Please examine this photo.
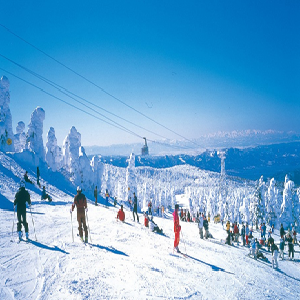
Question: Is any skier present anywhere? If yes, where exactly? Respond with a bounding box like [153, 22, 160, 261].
[271, 241, 279, 269]
[114, 197, 117, 207]
[226, 220, 230, 231]
[286, 233, 294, 260]
[14, 180, 31, 240]
[37, 166, 40, 187]
[71, 186, 88, 242]
[144, 212, 149, 227]
[267, 230, 274, 252]
[173, 204, 181, 253]
[132, 192, 139, 222]
[148, 200, 152, 215]
[24, 171, 33, 184]
[203, 216, 209, 239]
[105, 189, 110, 205]
[279, 237, 285, 260]
[241, 224, 246, 246]
[233, 222, 239, 242]
[117, 205, 125, 222]
[292, 227, 297, 244]
[250, 238, 257, 258]
[261, 223, 266, 239]
[41, 186, 52, 202]
[280, 224, 285, 238]
[198, 213, 204, 239]
[245, 223, 250, 245]
[149, 216, 163, 234]
[94, 186, 98, 206]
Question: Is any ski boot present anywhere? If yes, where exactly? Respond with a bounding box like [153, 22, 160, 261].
[25, 232, 29, 240]
[85, 236, 88, 243]
[18, 231, 22, 241]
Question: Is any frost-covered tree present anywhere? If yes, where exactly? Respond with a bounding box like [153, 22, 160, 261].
[14, 121, 26, 153]
[266, 178, 280, 226]
[26, 107, 45, 161]
[126, 153, 137, 202]
[62, 126, 81, 185]
[0, 76, 15, 152]
[46, 127, 62, 171]
[280, 175, 298, 228]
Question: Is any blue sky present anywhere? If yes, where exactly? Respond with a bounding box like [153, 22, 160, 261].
[0, 1, 299, 147]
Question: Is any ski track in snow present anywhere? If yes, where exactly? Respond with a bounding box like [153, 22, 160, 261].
[1, 152, 300, 299]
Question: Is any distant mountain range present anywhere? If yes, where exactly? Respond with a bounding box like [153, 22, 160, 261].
[88, 141, 300, 186]
[85, 130, 300, 156]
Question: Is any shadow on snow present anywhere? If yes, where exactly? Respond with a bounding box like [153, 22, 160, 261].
[89, 243, 129, 257]
[29, 240, 69, 254]
[186, 254, 235, 274]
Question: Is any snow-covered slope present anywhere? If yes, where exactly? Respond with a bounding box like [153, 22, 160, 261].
[0, 153, 300, 299]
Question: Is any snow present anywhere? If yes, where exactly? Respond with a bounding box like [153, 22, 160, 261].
[1, 151, 300, 300]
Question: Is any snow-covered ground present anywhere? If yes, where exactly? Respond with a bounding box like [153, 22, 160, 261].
[1, 153, 300, 299]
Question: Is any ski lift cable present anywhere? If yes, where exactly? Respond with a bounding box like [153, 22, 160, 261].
[0, 67, 195, 151]
[0, 67, 144, 139]
[0, 54, 161, 140]
[0, 23, 202, 148]
[0, 53, 172, 142]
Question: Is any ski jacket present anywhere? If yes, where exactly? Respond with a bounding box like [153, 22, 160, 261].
[241, 227, 245, 236]
[72, 192, 87, 212]
[117, 209, 125, 222]
[251, 239, 256, 250]
[226, 222, 230, 231]
[94, 189, 98, 198]
[172, 211, 181, 233]
[234, 225, 239, 234]
[280, 227, 285, 237]
[14, 187, 31, 210]
[198, 216, 204, 228]
[144, 216, 149, 227]
[133, 195, 138, 206]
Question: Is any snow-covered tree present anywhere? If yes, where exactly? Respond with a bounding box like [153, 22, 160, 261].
[26, 107, 45, 161]
[0, 76, 15, 152]
[46, 127, 62, 171]
[14, 121, 26, 153]
[62, 126, 81, 185]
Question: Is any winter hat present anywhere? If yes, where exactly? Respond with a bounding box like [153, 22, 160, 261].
[77, 186, 82, 192]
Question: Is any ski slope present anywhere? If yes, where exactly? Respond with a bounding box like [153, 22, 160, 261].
[0, 153, 300, 300]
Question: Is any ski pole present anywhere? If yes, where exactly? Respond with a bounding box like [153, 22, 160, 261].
[70, 210, 74, 242]
[181, 230, 187, 255]
[29, 205, 37, 241]
[85, 209, 92, 243]
[11, 204, 15, 241]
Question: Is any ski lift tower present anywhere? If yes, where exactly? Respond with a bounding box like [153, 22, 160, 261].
[141, 137, 149, 156]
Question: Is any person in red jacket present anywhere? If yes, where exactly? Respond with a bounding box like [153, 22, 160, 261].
[71, 186, 88, 242]
[233, 222, 239, 242]
[117, 205, 125, 222]
[173, 204, 181, 253]
[144, 212, 149, 227]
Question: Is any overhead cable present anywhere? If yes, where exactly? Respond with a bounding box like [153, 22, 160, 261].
[0, 23, 201, 147]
